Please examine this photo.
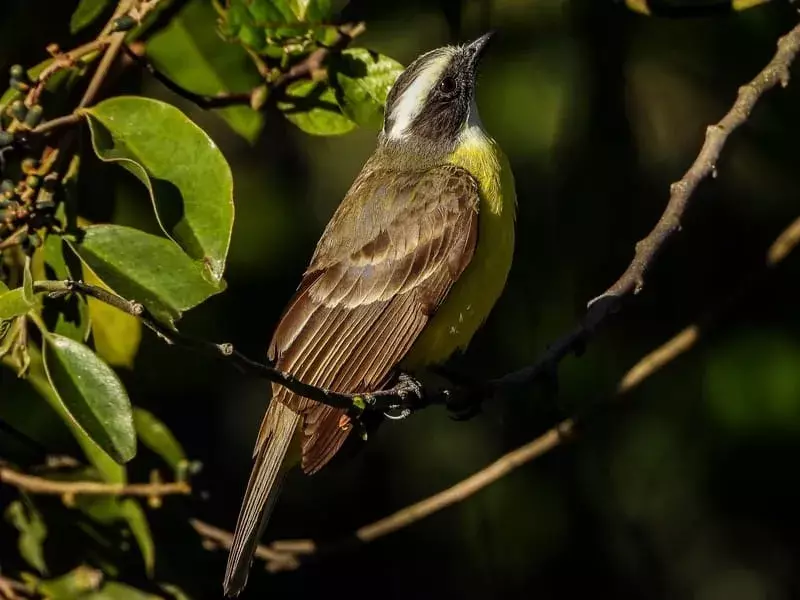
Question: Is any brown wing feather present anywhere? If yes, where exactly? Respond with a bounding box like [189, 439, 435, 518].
[262, 164, 480, 474]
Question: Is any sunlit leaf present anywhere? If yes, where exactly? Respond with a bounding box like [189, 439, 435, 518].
[278, 80, 356, 135]
[69, 225, 222, 327]
[84, 581, 161, 599]
[159, 583, 193, 600]
[332, 48, 403, 130]
[5, 499, 48, 575]
[37, 566, 103, 598]
[218, 0, 339, 57]
[133, 408, 187, 471]
[42, 235, 90, 342]
[43, 333, 136, 464]
[83, 97, 234, 283]
[120, 499, 155, 577]
[146, 0, 264, 143]
[0, 287, 34, 319]
[70, 0, 112, 34]
[83, 263, 142, 369]
[288, 0, 332, 20]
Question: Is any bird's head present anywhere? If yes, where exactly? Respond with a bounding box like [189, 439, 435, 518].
[379, 32, 494, 156]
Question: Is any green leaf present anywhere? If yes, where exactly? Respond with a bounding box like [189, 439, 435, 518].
[17, 346, 126, 483]
[133, 408, 187, 471]
[70, 0, 112, 34]
[278, 80, 356, 135]
[83, 97, 234, 283]
[218, 0, 339, 57]
[332, 48, 403, 130]
[5, 499, 48, 575]
[159, 583, 193, 600]
[146, 0, 264, 143]
[120, 499, 155, 577]
[69, 225, 222, 327]
[0, 287, 34, 319]
[288, 0, 332, 20]
[43, 333, 136, 464]
[85, 581, 161, 599]
[37, 566, 103, 598]
[42, 235, 90, 342]
[83, 263, 142, 369]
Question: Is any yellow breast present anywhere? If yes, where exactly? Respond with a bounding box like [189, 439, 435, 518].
[401, 130, 516, 370]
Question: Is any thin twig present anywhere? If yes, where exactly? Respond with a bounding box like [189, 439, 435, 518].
[125, 21, 366, 110]
[0, 575, 30, 600]
[0, 465, 191, 498]
[591, 21, 800, 305]
[32, 279, 423, 416]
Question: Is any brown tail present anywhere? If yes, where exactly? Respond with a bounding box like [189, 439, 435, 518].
[223, 401, 300, 597]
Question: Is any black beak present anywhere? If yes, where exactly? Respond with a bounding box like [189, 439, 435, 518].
[465, 31, 495, 67]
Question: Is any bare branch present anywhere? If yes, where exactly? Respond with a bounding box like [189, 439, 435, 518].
[591, 20, 800, 305]
[0, 465, 191, 499]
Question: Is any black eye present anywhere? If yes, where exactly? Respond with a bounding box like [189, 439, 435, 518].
[438, 76, 457, 97]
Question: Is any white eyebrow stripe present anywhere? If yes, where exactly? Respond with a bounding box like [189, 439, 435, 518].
[386, 50, 454, 140]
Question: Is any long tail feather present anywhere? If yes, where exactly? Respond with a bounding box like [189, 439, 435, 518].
[223, 402, 300, 597]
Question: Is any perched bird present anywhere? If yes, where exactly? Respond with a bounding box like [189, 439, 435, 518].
[224, 31, 516, 596]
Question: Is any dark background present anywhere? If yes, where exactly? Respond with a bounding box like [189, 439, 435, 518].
[3, 1, 800, 598]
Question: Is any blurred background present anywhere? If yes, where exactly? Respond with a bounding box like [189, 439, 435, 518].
[3, 1, 800, 598]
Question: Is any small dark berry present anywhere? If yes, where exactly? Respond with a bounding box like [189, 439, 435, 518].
[112, 15, 136, 32]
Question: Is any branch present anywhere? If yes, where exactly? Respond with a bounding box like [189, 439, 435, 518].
[487, 17, 800, 395]
[123, 21, 366, 110]
[591, 20, 800, 305]
[0, 465, 191, 500]
[247, 209, 800, 573]
[31, 279, 420, 418]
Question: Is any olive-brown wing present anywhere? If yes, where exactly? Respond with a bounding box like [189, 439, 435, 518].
[262, 164, 480, 474]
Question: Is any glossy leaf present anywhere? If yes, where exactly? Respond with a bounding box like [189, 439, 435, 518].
[69, 225, 222, 327]
[43, 333, 136, 464]
[70, 0, 112, 34]
[83, 263, 142, 369]
[5, 499, 48, 574]
[278, 80, 356, 135]
[332, 48, 403, 130]
[19, 346, 126, 483]
[120, 499, 156, 577]
[42, 235, 90, 342]
[146, 0, 264, 143]
[133, 408, 187, 471]
[83, 97, 234, 283]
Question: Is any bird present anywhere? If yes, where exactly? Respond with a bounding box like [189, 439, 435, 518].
[223, 31, 516, 597]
